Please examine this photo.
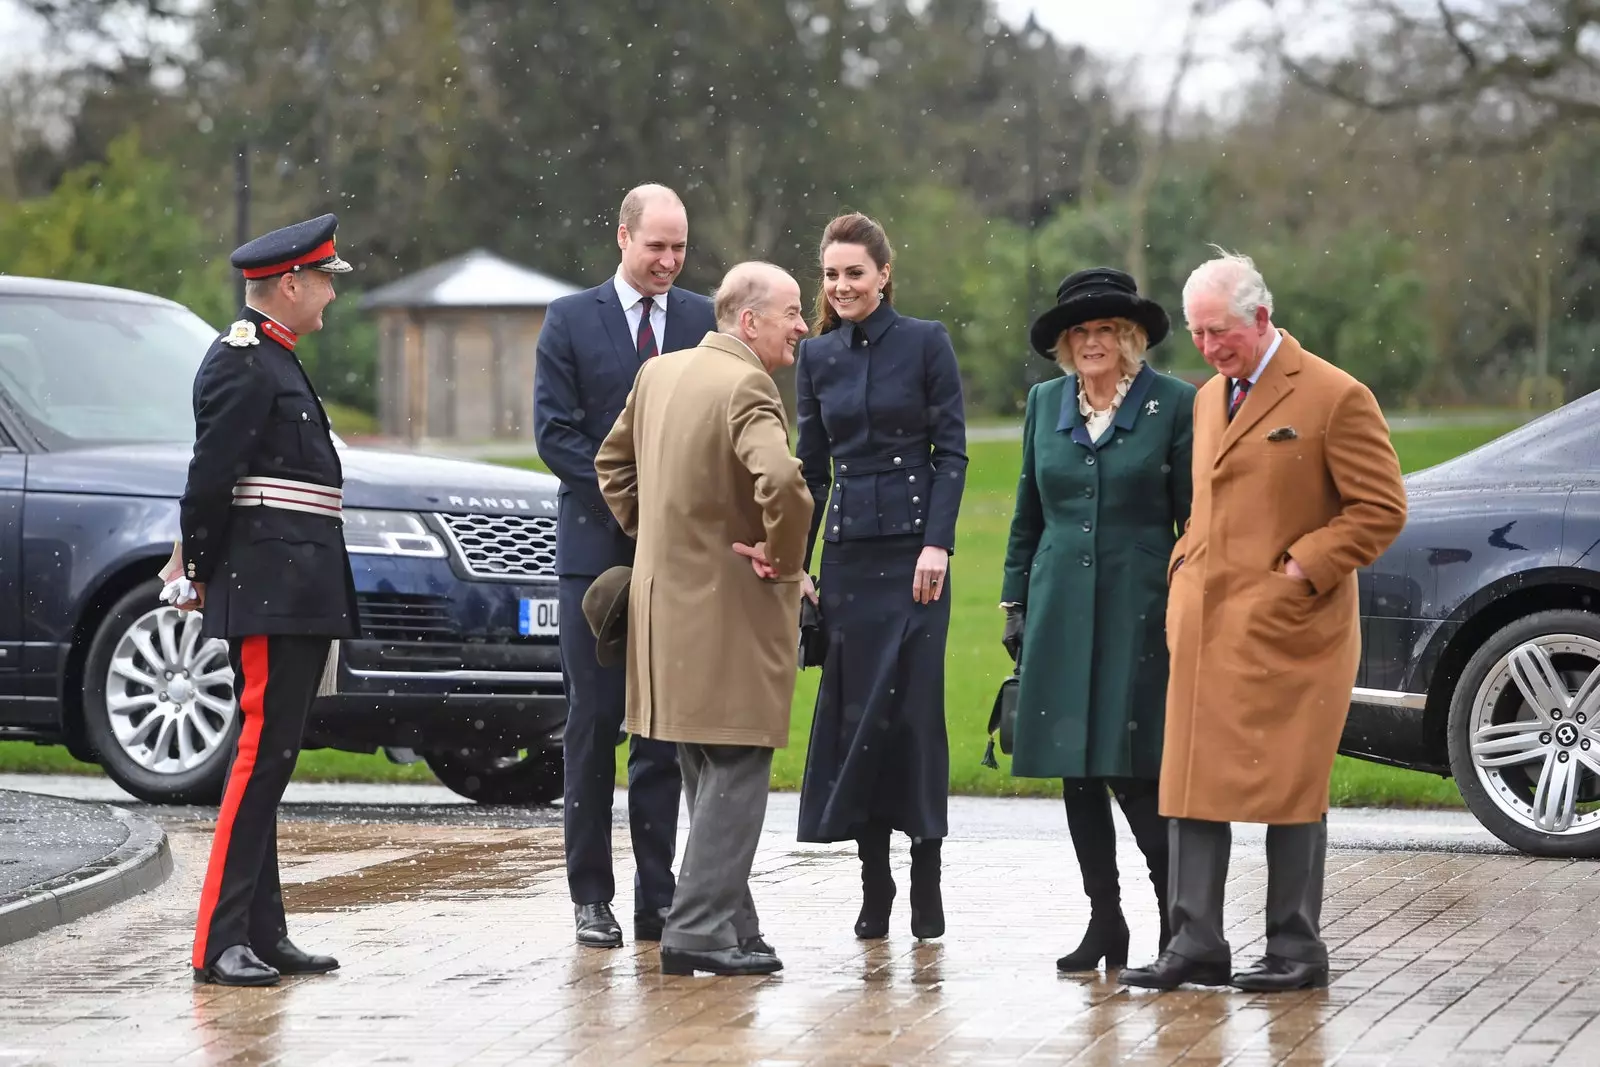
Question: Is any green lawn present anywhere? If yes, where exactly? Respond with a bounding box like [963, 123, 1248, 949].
[0, 418, 1521, 805]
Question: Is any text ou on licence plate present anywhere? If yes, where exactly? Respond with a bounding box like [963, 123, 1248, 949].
[518, 598, 559, 636]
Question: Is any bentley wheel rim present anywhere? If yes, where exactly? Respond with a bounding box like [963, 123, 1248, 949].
[105, 607, 236, 774]
[1470, 634, 1600, 835]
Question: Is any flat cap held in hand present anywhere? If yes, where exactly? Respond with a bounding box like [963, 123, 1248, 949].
[581, 565, 632, 668]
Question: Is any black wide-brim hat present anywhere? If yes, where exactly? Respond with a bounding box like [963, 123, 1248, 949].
[1028, 267, 1170, 357]
[581, 565, 632, 668]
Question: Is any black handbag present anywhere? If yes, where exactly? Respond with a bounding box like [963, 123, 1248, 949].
[981, 665, 1019, 769]
[798, 581, 826, 668]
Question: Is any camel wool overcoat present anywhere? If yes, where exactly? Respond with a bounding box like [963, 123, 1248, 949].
[1161, 330, 1407, 825]
[595, 332, 813, 750]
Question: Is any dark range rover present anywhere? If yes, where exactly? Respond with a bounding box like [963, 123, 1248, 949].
[0, 276, 568, 805]
[1345, 391, 1600, 856]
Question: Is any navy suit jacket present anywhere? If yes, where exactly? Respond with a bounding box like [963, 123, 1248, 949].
[533, 280, 717, 577]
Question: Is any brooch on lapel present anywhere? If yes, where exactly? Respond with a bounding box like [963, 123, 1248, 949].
[1266, 426, 1298, 441]
[1145, 399, 1159, 415]
[223, 320, 260, 347]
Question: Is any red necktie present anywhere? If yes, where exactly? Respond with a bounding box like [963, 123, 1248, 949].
[1228, 378, 1251, 421]
[636, 296, 658, 360]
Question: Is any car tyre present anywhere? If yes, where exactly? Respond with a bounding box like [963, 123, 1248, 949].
[1447, 609, 1600, 858]
[424, 747, 564, 805]
[80, 580, 239, 805]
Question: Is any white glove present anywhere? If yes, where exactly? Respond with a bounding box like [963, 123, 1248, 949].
[160, 577, 197, 606]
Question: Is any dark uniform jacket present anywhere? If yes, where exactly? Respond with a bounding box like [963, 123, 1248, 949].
[179, 306, 359, 640]
[795, 302, 968, 570]
[532, 281, 717, 577]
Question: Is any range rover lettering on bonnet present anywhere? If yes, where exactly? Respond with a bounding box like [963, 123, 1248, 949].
[446, 495, 557, 512]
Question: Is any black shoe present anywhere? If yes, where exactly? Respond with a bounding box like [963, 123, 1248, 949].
[1119, 950, 1231, 990]
[193, 944, 279, 986]
[1230, 955, 1330, 992]
[1056, 911, 1130, 972]
[909, 838, 944, 940]
[660, 946, 783, 976]
[255, 937, 339, 975]
[634, 906, 669, 942]
[855, 824, 895, 940]
[739, 935, 775, 956]
[575, 902, 622, 948]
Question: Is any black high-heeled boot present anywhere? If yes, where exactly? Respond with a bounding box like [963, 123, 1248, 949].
[854, 821, 895, 940]
[1114, 779, 1172, 954]
[908, 837, 944, 939]
[1058, 779, 1130, 972]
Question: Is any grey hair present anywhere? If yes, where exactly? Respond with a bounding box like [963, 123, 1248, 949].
[1183, 246, 1274, 324]
[713, 261, 791, 330]
[243, 275, 281, 303]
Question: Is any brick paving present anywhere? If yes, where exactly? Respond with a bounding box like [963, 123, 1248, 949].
[0, 813, 1596, 1066]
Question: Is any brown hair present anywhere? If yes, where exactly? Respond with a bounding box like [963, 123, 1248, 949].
[811, 213, 894, 335]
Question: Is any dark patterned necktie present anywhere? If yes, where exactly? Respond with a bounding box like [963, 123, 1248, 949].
[1228, 378, 1251, 421]
[636, 296, 657, 360]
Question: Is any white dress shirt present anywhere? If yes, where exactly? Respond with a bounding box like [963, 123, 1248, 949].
[614, 269, 668, 353]
[1231, 330, 1283, 408]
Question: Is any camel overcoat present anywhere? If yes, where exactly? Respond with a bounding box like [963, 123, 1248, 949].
[595, 332, 813, 750]
[1161, 330, 1406, 824]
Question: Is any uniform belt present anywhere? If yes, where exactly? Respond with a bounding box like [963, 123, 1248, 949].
[833, 453, 929, 478]
[231, 476, 344, 518]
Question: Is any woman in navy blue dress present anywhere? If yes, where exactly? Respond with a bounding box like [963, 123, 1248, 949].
[795, 213, 968, 940]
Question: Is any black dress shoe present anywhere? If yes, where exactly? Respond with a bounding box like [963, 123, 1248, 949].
[193, 944, 279, 986]
[255, 937, 339, 975]
[739, 935, 775, 956]
[1119, 950, 1231, 990]
[575, 902, 623, 948]
[634, 906, 669, 942]
[1230, 955, 1330, 992]
[660, 946, 783, 976]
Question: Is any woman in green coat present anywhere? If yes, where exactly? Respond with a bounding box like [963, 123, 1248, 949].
[1001, 268, 1195, 974]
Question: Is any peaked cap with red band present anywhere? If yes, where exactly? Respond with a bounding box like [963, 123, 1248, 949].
[231, 213, 353, 280]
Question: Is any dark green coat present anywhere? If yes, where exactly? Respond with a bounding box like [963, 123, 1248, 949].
[1001, 364, 1195, 780]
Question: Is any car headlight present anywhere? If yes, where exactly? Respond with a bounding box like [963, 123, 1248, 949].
[343, 510, 446, 557]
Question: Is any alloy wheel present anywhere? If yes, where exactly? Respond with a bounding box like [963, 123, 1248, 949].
[104, 607, 236, 775]
[1469, 634, 1600, 835]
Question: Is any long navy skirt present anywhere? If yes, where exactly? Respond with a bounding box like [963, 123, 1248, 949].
[797, 534, 951, 843]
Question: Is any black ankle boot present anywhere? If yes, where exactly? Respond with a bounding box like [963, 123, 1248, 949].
[854, 822, 895, 940]
[908, 837, 944, 939]
[1056, 909, 1131, 972]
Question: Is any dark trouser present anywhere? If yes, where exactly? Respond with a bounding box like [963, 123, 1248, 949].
[1061, 777, 1168, 918]
[1166, 817, 1329, 966]
[558, 575, 680, 913]
[663, 743, 772, 952]
[192, 634, 328, 969]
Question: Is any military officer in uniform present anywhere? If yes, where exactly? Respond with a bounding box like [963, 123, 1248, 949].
[178, 213, 360, 986]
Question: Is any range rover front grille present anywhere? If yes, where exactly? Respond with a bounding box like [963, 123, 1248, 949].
[435, 512, 558, 581]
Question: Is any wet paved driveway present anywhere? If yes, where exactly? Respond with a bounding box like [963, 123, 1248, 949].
[0, 786, 1597, 1066]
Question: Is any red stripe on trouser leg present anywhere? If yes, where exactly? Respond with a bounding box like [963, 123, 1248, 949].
[192, 635, 269, 969]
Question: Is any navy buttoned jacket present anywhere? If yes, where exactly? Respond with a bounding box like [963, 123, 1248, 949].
[532, 281, 716, 577]
[795, 302, 968, 570]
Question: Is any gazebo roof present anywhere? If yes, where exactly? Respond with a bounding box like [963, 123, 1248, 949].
[359, 249, 582, 310]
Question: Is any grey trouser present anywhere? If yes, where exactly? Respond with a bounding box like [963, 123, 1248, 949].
[1166, 817, 1328, 965]
[661, 743, 773, 952]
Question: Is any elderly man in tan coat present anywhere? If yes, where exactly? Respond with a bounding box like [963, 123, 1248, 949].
[1122, 250, 1406, 994]
[594, 261, 812, 977]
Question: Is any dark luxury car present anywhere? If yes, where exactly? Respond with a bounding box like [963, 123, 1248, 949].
[0, 276, 569, 805]
[1345, 390, 1600, 856]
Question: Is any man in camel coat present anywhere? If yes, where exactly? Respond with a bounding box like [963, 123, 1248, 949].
[1122, 250, 1407, 994]
[595, 261, 813, 977]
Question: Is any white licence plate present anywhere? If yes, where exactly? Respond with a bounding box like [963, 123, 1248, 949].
[518, 598, 560, 636]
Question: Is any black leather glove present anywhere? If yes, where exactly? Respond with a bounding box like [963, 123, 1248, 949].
[1002, 605, 1024, 664]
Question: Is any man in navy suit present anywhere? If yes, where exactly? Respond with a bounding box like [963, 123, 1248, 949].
[533, 184, 717, 948]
